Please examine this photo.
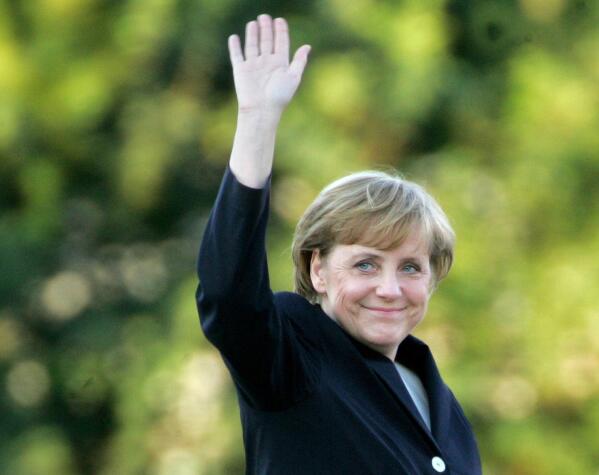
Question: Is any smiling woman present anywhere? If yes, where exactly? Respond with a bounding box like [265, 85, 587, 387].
[290, 168, 455, 361]
[196, 13, 482, 475]
[310, 236, 433, 360]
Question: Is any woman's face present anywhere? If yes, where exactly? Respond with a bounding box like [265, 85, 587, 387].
[310, 231, 433, 360]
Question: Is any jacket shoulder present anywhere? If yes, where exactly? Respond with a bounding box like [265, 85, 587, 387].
[273, 292, 327, 337]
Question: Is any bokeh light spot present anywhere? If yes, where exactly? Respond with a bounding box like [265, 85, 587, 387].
[6, 360, 51, 408]
[490, 375, 538, 419]
[41, 271, 92, 321]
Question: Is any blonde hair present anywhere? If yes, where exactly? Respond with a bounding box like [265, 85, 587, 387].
[291, 170, 455, 303]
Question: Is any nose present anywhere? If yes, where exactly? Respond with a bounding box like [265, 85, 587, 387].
[375, 272, 403, 299]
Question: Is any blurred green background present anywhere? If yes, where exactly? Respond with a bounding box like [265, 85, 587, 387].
[1, 0, 598, 474]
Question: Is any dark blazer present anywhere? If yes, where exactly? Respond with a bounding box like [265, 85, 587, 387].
[196, 167, 482, 475]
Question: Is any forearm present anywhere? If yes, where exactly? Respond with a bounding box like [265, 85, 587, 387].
[229, 109, 282, 189]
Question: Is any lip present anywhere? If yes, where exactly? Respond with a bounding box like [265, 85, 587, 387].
[362, 305, 407, 313]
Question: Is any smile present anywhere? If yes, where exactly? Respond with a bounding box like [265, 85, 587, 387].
[361, 305, 407, 313]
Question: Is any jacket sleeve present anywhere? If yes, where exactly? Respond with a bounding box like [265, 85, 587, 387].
[196, 166, 319, 410]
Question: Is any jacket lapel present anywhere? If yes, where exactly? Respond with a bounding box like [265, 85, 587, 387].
[350, 337, 439, 445]
[396, 336, 454, 445]
[366, 355, 434, 435]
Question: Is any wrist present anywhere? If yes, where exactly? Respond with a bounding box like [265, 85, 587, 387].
[235, 111, 282, 141]
[237, 106, 283, 124]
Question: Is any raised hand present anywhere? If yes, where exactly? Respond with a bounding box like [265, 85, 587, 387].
[228, 14, 311, 114]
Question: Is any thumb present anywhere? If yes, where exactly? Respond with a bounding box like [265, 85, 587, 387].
[289, 45, 311, 77]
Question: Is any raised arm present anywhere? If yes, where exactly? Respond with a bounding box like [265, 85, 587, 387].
[228, 14, 310, 188]
[197, 16, 315, 409]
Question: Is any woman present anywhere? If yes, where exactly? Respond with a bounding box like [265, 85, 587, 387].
[197, 14, 482, 474]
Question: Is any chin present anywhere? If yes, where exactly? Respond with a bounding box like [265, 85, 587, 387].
[364, 332, 402, 350]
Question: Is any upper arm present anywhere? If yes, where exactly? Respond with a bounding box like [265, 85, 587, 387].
[196, 169, 320, 410]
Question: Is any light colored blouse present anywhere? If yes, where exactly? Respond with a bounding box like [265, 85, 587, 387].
[395, 362, 431, 431]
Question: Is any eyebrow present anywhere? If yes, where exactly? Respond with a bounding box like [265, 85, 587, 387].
[351, 252, 426, 262]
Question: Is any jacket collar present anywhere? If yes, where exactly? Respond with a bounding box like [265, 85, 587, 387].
[396, 336, 454, 446]
[348, 333, 454, 447]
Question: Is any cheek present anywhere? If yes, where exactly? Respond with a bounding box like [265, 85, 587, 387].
[410, 283, 431, 306]
[341, 278, 373, 302]
[331, 276, 371, 309]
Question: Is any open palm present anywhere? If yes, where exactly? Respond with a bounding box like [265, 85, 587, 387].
[228, 15, 311, 113]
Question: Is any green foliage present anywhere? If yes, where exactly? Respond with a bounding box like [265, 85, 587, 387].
[1, 0, 597, 473]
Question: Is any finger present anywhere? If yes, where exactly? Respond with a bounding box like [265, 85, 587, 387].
[244, 20, 259, 58]
[228, 34, 244, 65]
[273, 17, 289, 60]
[289, 44, 311, 77]
[258, 14, 273, 55]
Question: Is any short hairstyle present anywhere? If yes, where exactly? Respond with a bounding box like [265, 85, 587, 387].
[291, 170, 455, 303]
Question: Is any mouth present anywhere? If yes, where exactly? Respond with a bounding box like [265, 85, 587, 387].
[361, 305, 407, 313]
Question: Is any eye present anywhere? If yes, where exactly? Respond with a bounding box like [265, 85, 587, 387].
[402, 263, 420, 273]
[355, 261, 376, 272]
